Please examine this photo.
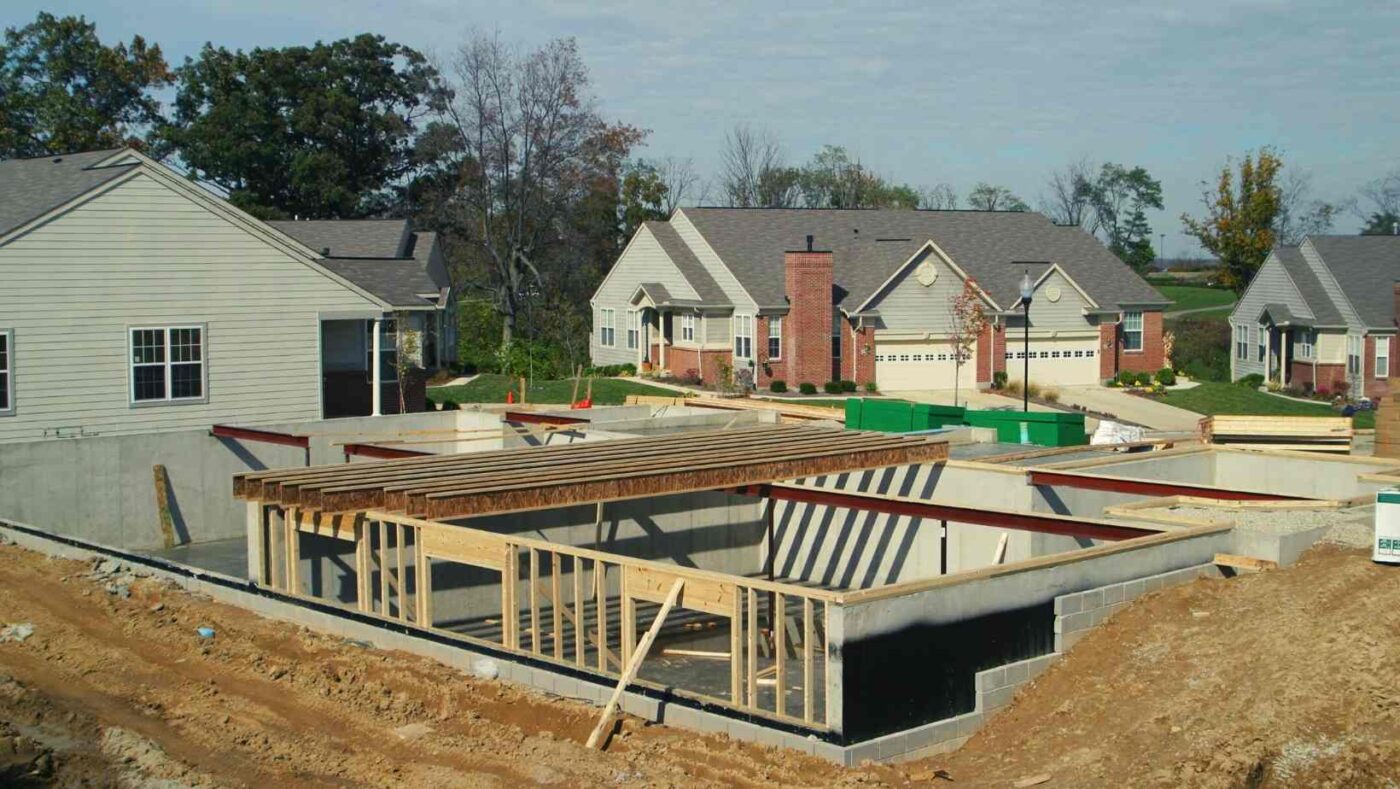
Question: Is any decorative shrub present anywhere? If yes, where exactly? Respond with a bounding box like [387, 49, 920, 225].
[823, 380, 843, 394]
[1154, 367, 1176, 386]
[439, 400, 460, 410]
[1236, 373, 1265, 388]
[1115, 370, 1138, 387]
[770, 380, 788, 393]
[799, 382, 818, 395]
[585, 363, 637, 377]
[1041, 387, 1060, 403]
[674, 368, 702, 386]
[1135, 371, 1153, 387]
[864, 382, 878, 393]
[839, 379, 858, 393]
[992, 371, 1008, 390]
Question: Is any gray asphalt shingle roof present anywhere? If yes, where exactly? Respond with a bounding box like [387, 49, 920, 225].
[1306, 235, 1400, 328]
[0, 149, 135, 238]
[1273, 246, 1344, 326]
[678, 208, 1165, 311]
[271, 219, 450, 309]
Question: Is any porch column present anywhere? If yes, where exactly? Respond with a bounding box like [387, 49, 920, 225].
[371, 317, 383, 416]
[658, 310, 667, 370]
[1263, 326, 1272, 385]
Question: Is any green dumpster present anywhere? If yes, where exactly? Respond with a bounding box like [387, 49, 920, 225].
[963, 409, 1086, 447]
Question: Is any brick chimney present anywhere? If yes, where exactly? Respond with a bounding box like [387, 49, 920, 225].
[784, 235, 834, 387]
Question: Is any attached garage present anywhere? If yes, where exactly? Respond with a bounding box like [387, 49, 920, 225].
[1004, 336, 1100, 386]
[875, 338, 977, 392]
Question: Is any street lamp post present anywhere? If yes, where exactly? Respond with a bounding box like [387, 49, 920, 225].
[1019, 270, 1033, 413]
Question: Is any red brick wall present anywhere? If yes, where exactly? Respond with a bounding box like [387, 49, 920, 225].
[991, 324, 1007, 377]
[1098, 312, 1166, 379]
[975, 323, 993, 384]
[755, 315, 789, 386]
[853, 324, 875, 386]
[1363, 335, 1395, 400]
[668, 346, 733, 385]
[784, 251, 834, 388]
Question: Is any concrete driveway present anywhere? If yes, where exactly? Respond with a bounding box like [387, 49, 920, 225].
[1052, 385, 1202, 433]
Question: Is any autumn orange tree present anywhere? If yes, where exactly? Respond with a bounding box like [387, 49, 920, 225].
[1181, 148, 1283, 294]
[948, 277, 987, 408]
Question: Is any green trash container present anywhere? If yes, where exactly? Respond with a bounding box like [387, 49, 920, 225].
[912, 403, 967, 430]
[962, 409, 1086, 446]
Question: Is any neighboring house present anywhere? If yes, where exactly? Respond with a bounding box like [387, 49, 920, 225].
[1229, 235, 1400, 400]
[590, 208, 1168, 392]
[0, 148, 455, 443]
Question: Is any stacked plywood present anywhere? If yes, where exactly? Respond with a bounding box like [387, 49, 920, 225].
[1200, 414, 1353, 453]
[624, 394, 844, 423]
[1375, 395, 1400, 459]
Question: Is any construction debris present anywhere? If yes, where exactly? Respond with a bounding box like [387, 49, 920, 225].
[1200, 414, 1353, 453]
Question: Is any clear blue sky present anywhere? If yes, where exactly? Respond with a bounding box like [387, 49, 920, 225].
[12, 0, 1400, 254]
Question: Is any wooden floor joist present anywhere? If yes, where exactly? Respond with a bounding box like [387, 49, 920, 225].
[234, 425, 948, 519]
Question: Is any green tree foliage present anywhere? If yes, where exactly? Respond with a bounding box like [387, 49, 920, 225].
[159, 35, 438, 219]
[966, 182, 1029, 212]
[1181, 148, 1283, 294]
[1362, 211, 1400, 236]
[619, 161, 669, 240]
[797, 145, 921, 208]
[0, 13, 171, 158]
[1090, 163, 1164, 273]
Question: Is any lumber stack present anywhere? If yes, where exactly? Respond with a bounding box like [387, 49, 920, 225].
[624, 394, 844, 423]
[1199, 414, 1353, 453]
[1375, 395, 1400, 459]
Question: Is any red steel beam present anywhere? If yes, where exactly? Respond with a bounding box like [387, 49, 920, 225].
[343, 443, 433, 460]
[1026, 469, 1305, 502]
[503, 410, 589, 426]
[736, 483, 1154, 542]
[210, 424, 309, 449]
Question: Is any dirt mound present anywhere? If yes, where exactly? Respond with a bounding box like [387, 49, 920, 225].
[920, 544, 1400, 786]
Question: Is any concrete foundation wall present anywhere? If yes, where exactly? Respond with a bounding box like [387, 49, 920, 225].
[1211, 451, 1393, 500]
[0, 411, 502, 551]
[1061, 450, 1218, 487]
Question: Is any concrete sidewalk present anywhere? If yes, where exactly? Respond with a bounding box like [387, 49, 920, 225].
[1052, 385, 1202, 432]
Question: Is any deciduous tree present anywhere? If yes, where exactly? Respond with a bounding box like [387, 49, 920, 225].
[1274, 170, 1336, 244]
[159, 35, 438, 219]
[966, 182, 1029, 212]
[1181, 148, 1283, 294]
[947, 278, 987, 408]
[0, 12, 170, 158]
[1089, 163, 1164, 273]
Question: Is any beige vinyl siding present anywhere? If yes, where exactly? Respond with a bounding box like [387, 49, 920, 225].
[1229, 256, 1312, 380]
[865, 250, 968, 334]
[669, 210, 758, 310]
[590, 225, 697, 367]
[704, 312, 732, 346]
[0, 172, 382, 443]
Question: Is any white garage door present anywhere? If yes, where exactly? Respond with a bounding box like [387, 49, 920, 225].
[875, 339, 978, 392]
[1004, 337, 1100, 386]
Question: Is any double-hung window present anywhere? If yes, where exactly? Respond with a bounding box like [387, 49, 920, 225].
[0, 329, 12, 415]
[1376, 336, 1391, 379]
[1299, 329, 1315, 359]
[626, 311, 640, 350]
[1348, 335, 1363, 376]
[365, 318, 398, 383]
[599, 309, 615, 347]
[767, 316, 782, 359]
[1122, 311, 1143, 352]
[1257, 328, 1266, 363]
[1235, 325, 1249, 360]
[733, 314, 753, 359]
[131, 326, 205, 403]
[680, 313, 695, 343]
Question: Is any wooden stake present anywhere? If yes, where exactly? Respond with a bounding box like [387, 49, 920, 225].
[396, 523, 407, 622]
[378, 519, 389, 615]
[573, 557, 585, 666]
[746, 588, 758, 707]
[992, 533, 1009, 565]
[596, 562, 608, 672]
[730, 588, 743, 705]
[802, 597, 814, 723]
[775, 593, 786, 717]
[585, 579, 684, 750]
[529, 549, 541, 653]
[552, 552, 564, 660]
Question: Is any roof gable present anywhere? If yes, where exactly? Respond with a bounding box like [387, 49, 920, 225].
[678, 208, 1165, 311]
[1304, 235, 1400, 328]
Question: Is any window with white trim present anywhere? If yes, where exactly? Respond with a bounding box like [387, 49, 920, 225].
[1347, 334, 1362, 376]
[767, 316, 782, 359]
[131, 326, 205, 403]
[1299, 329, 1315, 359]
[1257, 327, 1266, 363]
[365, 318, 398, 383]
[1235, 324, 1249, 360]
[626, 310, 640, 350]
[680, 313, 695, 342]
[1376, 336, 1390, 379]
[1122, 311, 1143, 351]
[599, 309, 615, 347]
[0, 329, 11, 414]
[733, 314, 753, 359]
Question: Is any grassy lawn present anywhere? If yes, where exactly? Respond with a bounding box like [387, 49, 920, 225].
[1158, 381, 1373, 428]
[428, 374, 680, 406]
[1158, 284, 1237, 313]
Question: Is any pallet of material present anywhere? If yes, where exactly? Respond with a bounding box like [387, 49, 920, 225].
[625, 394, 844, 423]
[1199, 414, 1353, 453]
[1375, 395, 1400, 459]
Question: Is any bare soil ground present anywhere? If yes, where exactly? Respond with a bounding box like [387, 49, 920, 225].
[0, 539, 1394, 787]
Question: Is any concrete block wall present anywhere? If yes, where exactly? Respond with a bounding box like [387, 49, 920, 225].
[1053, 562, 1220, 652]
